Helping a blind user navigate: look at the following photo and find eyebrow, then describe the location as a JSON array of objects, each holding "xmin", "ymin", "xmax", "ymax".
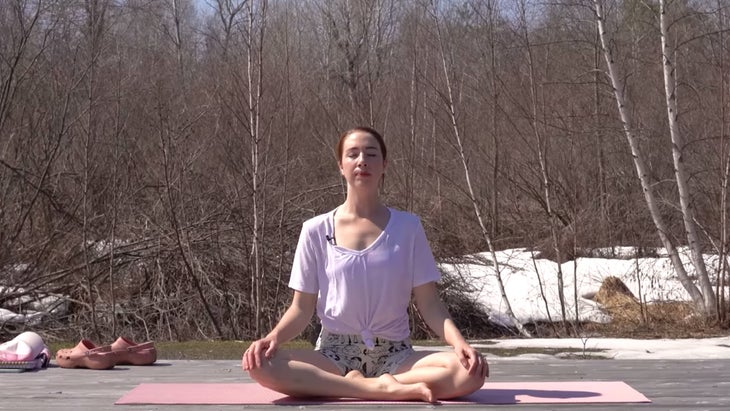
[{"xmin": 346, "ymin": 146, "xmax": 379, "ymax": 151}]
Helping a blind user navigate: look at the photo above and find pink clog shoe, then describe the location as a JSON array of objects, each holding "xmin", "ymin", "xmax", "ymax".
[
  {"xmin": 55, "ymin": 340, "xmax": 115, "ymax": 370},
  {"xmin": 111, "ymin": 337, "xmax": 157, "ymax": 365}
]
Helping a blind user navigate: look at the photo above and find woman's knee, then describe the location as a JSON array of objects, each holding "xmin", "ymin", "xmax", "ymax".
[
  {"xmin": 450, "ymin": 356, "xmax": 487, "ymax": 394},
  {"xmin": 465, "ymin": 367, "xmax": 487, "ymax": 392},
  {"xmin": 243, "ymin": 358, "xmax": 281, "ymax": 390}
]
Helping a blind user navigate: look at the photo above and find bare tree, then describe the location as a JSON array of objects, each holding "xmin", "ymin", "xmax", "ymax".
[
  {"xmin": 427, "ymin": 0, "xmax": 529, "ymax": 337},
  {"xmin": 5, "ymin": 0, "xmax": 730, "ymax": 342},
  {"xmin": 593, "ymin": 0, "xmax": 710, "ymax": 315},
  {"xmin": 246, "ymin": 0, "xmax": 267, "ymax": 337},
  {"xmin": 0, "ymin": 0, "xmax": 48, "ymax": 267},
  {"xmin": 658, "ymin": 0, "xmax": 716, "ymax": 315},
  {"xmin": 517, "ymin": 0, "xmax": 569, "ymax": 332},
  {"xmin": 316, "ymin": 0, "xmax": 397, "ymax": 125},
  {"xmin": 718, "ymin": 0, "xmax": 730, "ymax": 321},
  {"xmin": 78, "ymin": 0, "xmax": 112, "ymax": 342}
]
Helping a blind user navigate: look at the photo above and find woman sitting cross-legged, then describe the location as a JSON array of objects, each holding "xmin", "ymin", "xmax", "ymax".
[{"xmin": 242, "ymin": 126, "xmax": 488, "ymax": 402}]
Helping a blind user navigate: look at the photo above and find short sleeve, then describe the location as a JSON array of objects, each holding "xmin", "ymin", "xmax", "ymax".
[
  {"xmin": 288, "ymin": 222, "xmax": 320, "ymax": 294},
  {"xmin": 412, "ymin": 218, "xmax": 441, "ymax": 287}
]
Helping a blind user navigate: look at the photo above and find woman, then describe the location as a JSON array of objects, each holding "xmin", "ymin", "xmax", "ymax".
[{"xmin": 242, "ymin": 127, "xmax": 488, "ymax": 402}]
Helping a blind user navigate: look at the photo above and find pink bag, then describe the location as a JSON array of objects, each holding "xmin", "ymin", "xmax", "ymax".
[{"xmin": 0, "ymin": 332, "xmax": 50, "ymax": 366}]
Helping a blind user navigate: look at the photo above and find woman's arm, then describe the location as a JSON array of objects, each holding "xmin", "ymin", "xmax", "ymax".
[
  {"xmin": 412, "ymin": 282, "xmax": 465, "ymax": 346},
  {"xmin": 242, "ymin": 290, "xmax": 317, "ymax": 370},
  {"xmin": 413, "ymin": 282, "xmax": 485, "ymax": 375},
  {"xmin": 267, "ymin": 290, "xmax": 318, "ymax": 344}
]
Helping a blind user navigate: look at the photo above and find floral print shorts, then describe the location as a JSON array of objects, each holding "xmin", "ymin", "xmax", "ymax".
[{"xmin": 315, "ymin": 330, "xmax": 415, "ymax": 378}]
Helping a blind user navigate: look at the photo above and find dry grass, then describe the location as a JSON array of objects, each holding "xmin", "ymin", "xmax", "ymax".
[
  {"xmin": 49, "ymin": 339, "xmax": 610, "ymax": 360},
  {"xmin": 47, "ymin": 340, "xmax": 314, "ymax": 361},
  {"xmin": 581, "ymin": 276, "xmax": 718, "ymax": 338},
  {"xmin": 476, "ymin": 346, "xmax": 608, "ymax": 359},
  {"xmin": 42, "ymin": 277, "xmax": 726, "ymax": 360},
  {"xmin": 579, "ymin": 302, "xmax": 717, "ymax": 339},
  {"xmin": 515, "ymin": 276, "xmax": 726, "ymax": 339},
  {"xmin": 593, "ymin": 276, "xmax": 643, "ymax": 323}
]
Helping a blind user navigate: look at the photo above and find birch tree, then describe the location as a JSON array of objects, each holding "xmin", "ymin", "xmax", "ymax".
[
  {"xmin": 246, "ymin": 0, "xmax": 267, "ymax": 337},
  {"xmin": 716, "ymin": 0, "xmax": 730, "ymax": 321},
  {"xmin": 517, "ymin": 0, "xmax": 569, "ymax": 332},
  {"xmin": 427, "ymin": 0, "xmax": 530, "ymax": 337},
  {"xmin": 658, "ymin": 0, "xmax": 716, "ymax": 314},
  {"xmin": 79, "ymin": 0, "xmax": 111, "ymax": 341},
  {"xmin": 208, "ymin": 0, "xmax": 270, "ymax": 336},
  {"xmin": 593, "ymin": 0, "xmax": 713, "ymax": 316}
]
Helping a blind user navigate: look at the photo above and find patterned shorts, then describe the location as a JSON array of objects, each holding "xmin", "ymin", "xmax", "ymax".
[{"xmin": 315, "ymin": 330, "xmax": 415, "ymax": 378}]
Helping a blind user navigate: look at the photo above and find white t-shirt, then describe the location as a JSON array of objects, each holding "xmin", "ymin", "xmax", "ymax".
[{"xmin": 288, "ymin": 208, "xmax": 441, "ymax": 348}]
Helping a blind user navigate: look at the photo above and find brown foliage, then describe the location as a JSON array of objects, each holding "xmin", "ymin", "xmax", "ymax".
[
  {"xmin": 593, "ymin": 276, "xmax": 643, "ymax": 324},
  {"xmin": 1, "ymin": 0, "xmax": 729, "ymax": 342},
  {"xmin": 585, "ymin": 276, "xmax": 710, "ymax": 338}
]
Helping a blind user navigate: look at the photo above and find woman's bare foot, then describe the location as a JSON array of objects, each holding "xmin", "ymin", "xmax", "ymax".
[
  {"xmin": 375, "ymin": 373, "xmax": 434, "ymax": 402},
  {"xmin": 345, "ymin": 369, "xmax": 431, "ymax": 401}
]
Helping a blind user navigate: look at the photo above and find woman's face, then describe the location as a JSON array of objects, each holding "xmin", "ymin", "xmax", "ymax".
[{"xmin": 338, "ymin": 131, "xmax": 386, "ymax": 189}]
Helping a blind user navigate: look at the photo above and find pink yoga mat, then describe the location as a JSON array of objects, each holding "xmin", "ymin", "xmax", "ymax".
[{"xmin": 115, "ymin": 381, "xmax": 651, "ymax": 405}]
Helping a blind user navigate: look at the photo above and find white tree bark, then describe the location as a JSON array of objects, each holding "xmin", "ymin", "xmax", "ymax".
[
  {"xmin": 430, "ymin": 4, "xmax": 530, "ymax": 337},
  {"xmin": 719, "ymin": 0, "xmax": 729, "ymax": 321},
  {"xmin": 593, "ymin": 0, "xmax": 706, "ymax": 311},
  {"xmin": 659, "ymin": 0, "xmax": 716, "ymax": 314},
  {"xmin": 247, "ymin": 0, "xmax": 267, "ymax": 336},
  {"xmin": 519, "ymin": 0, "xmax": 568, "ymax": 330}
]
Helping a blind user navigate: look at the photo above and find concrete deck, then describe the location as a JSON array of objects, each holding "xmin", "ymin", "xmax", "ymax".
[{"xmin": 1, "ymin": 358, "xmax": 729, "ymax": 410}]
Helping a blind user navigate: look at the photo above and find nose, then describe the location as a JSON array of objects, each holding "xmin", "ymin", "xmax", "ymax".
[{"xmin": 357, "ymin": 153, "xmax": 368, "ymax": 167}]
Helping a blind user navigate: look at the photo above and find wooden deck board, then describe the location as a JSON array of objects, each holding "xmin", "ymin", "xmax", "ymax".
[{"xmin": 1, "ymin": 359, "xmax": 728, "ymax": 410}]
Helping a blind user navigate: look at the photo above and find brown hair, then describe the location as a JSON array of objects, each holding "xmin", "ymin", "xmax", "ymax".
[{"xmin": 336, "ymin": 126, "xmax": 387, "ymax": 161}]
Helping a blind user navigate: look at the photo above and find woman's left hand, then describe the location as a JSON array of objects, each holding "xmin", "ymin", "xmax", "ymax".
[{"xmin": 453, "ymin": 341, "xmax": 489, "ymax": 378}]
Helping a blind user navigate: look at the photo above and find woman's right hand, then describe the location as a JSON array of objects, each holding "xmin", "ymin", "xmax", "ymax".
[{"xmin": 242, "ymin": 334, "xmax": 278, "ymax": 370}]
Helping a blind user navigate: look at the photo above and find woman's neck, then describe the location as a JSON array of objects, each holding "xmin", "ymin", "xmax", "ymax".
[{"xmin": 340, "ymin": 191, "xmax": 384, "ymax": 218}]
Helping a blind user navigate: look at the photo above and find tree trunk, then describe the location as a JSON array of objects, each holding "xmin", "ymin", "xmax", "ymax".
[
  {"xmin": 247, "ymin": 0, "xmax": 267, "ymax": 337},
  {"xmin": 430, "ymin": 3, "xmax": 530, "ymax": 337},
  {"xmin": 593, "ymin": 0, "xmax": 706, "ymax": 311},
  {"xmin": 718, "ymin": 0, "xmax": 729, "ymax": 322},
  {"xmin": 659, "ymin": 0, "xmax": 716, "ymax": 315},
  {"xmin": 520, "ymin": 0, "xmax": 568, "ymax": 333}
]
